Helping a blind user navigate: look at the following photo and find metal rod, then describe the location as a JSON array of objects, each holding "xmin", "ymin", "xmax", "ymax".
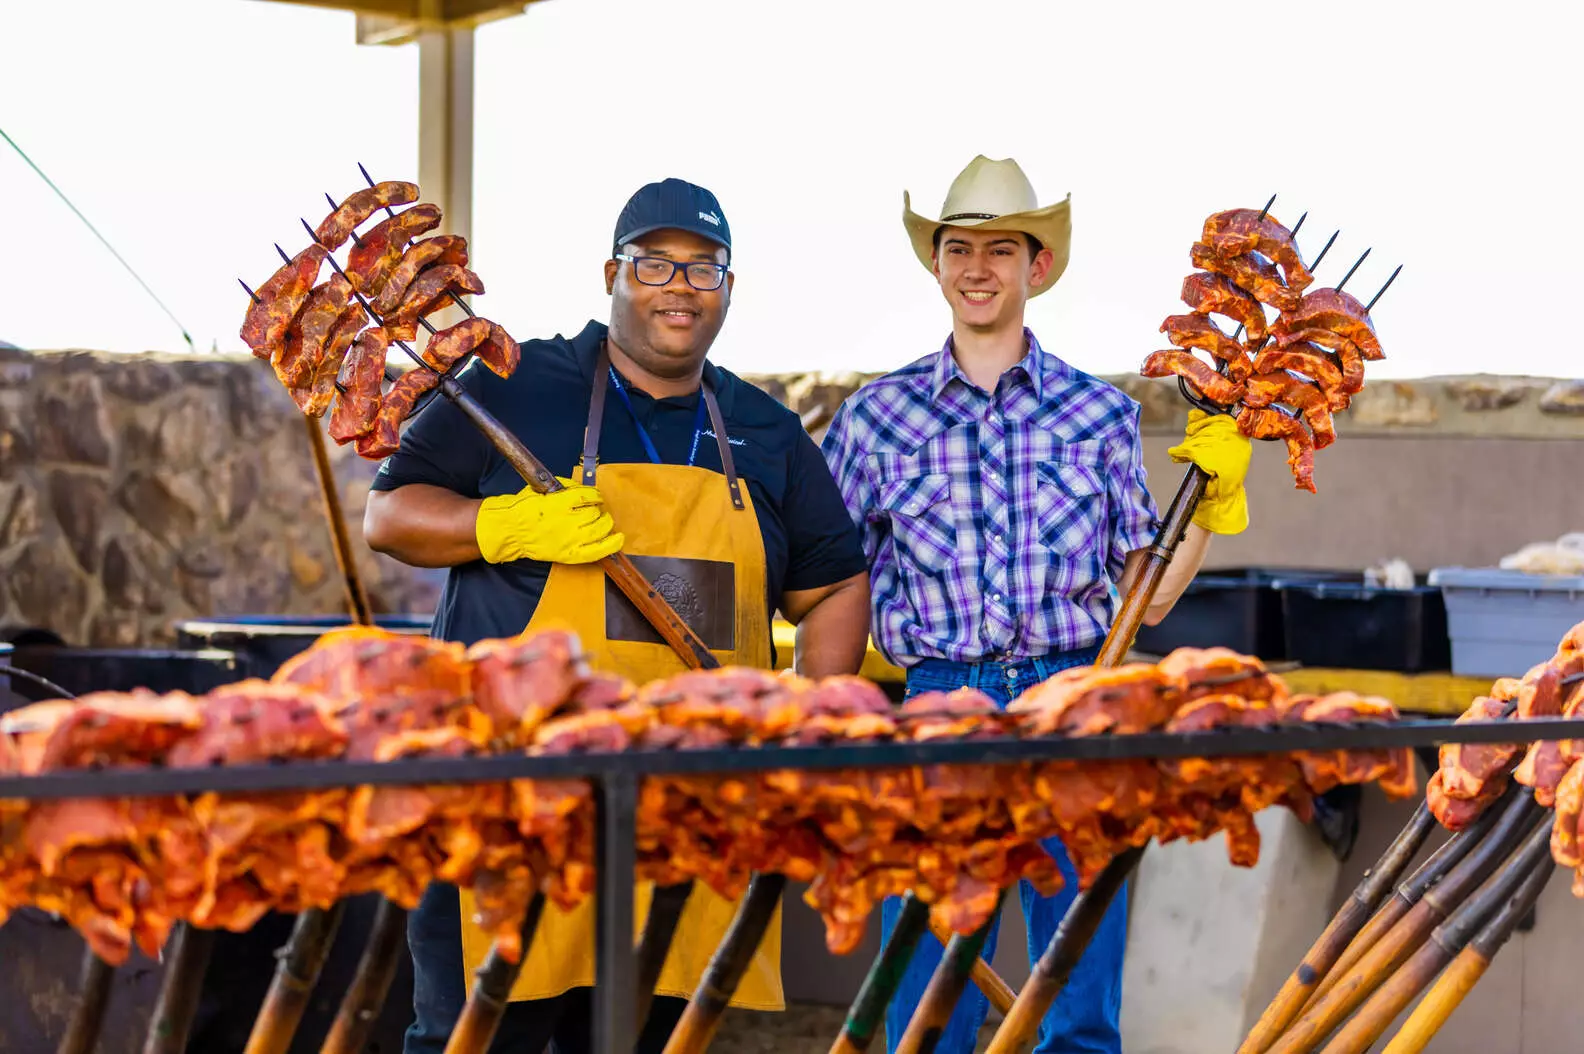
[
  {"xmin": 319, "ymin": 899, "xmax": 410, "ymax": 1054},
  {"xmin": 1262, "ymin": 792, "xmax": 1546, "ymax": 1054},
  {"xmin": 661, "ymin": 873, "xmax": 788, "ymax": 1054},
  {"xmin": 57, "ymin": 948, "xmax": 115, "ymax": 1054},
  {"xmin": 140, "ymin": 924, "xmax": 216, "ymax": 1054},
  {"xmin": 1316, "ymin": 821, "xmax": 1554, "ymax": 1054},
  {"xmin": 441, "ymin": 893, "xmax": 548, "ymax": 1054},
  {"xmin": 1332, "ymin": 248, "xmax": 1372, "ymax": 294},
  {"xmin": 1, "ymin": 664, "xmax": 76, "ymax": 700},
  {"xmin": 1365, "ymin": 265, "xmax": 1403, "ymax": 311},
  {"xmin": 1237, "ymin": 802, "xmax": 1438, "ymax": 1054},
  {"xmin": 635, "ymin": 882, "xmax": 695, "ymax": 1028},
  {"xmin": 296, "ymin": 220, "xmax": 721, "ymax": 674},
  {"xmin": 1380, "ymin": 846, "xmax": 1554, "ymax": 1054},
  {"xmin": 1307, "ymin": 230, "xmax": 1340, "ymax": 274},
  {"xmin": 597, "ymin": 773, "xmax": 642, "ymax": 1054},
  {"xmin": 1258, "ymin": 193, "xmax": 1277, "ymax": 220},
  {"xmin": 3, "ymin": 713, "xmax": 1579, "ymax": 803},
  {"xmin": 892, "ymin": 892, "xmax": 1007, "ymax": 1054},
  {"xmin": 828, "ymin": 894, "xmax": 932, "ymax": 1054}
]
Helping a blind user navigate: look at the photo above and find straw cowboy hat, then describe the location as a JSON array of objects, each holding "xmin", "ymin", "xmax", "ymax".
[{"xmin": 902, "ymin": 155, "xmax": 1071, "ymax": 297}]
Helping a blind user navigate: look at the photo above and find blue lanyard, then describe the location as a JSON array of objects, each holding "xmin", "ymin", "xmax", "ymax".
[{"xmin": 606, "ymin": 365, "xmax": 710, "ymax": 467}]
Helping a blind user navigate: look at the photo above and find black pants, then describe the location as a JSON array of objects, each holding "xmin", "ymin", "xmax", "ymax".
[{"xmin": 404, "ymin": 882, "xmax": 687, "ymax": 1054}]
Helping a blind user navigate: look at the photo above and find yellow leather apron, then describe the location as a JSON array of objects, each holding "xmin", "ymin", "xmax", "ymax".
[{"xmin": 458, "ymin": 346, "xmax": 785, "ymax": 1010}]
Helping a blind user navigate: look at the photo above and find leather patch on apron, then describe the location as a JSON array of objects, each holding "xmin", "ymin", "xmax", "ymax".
[{"xmin": 604, "ymin": 555, "xmax": 737, "ymax": 651}]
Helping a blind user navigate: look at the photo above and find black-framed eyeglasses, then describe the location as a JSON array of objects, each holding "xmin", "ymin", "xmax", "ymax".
[{"xmin": 614, "ymin": 253, "xmax": 728, "ymax": 291}]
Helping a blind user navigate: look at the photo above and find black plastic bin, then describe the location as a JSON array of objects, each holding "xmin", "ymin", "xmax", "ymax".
[
  {"xmin": 1131, "ymin": 567, "xmax": 1355, "ymax": 661},
  {"xmin": 1274, "ymin": 577, "xmax": 1452, "ymax": 673},
  {"xmin": 174, "ymin": 613, "xmax": 434, "ymax": 680}
]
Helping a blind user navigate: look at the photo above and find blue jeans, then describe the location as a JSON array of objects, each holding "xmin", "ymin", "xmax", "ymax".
[{"xmin": 882, "ymin": 645, "xmax": 1127, "ymax": 1054}]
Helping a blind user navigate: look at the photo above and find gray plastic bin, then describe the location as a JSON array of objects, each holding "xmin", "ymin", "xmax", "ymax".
[{"xmin": 1427, "ymin": 567, "xmax": 1584, "ymax": 678}]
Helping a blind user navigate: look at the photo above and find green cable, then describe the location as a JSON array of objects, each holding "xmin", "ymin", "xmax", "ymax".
[{"xmin": 1, "ymin": 125, "xmax": 195, "ymax": 351}]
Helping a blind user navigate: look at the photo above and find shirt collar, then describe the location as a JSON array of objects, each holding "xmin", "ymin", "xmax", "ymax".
[{"xmin": 929, "ymin": 327, "xmax": 1047, "ymax": 402}]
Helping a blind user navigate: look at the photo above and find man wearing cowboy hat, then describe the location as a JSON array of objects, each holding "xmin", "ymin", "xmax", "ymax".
[{"xmin": 820, "ymin": 156, "xmax": 1252, "ymax": 1053}]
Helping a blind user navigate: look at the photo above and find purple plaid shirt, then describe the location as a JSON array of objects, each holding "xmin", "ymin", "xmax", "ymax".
[{"xmin": 820, "ymin": 330, "xmax": 1160, "ymax": 667}]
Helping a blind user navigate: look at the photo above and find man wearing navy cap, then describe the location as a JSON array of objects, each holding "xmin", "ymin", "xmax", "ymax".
[{"xmin": 367, "ymin": 179, "xmax": 872, "ymax": 1053}]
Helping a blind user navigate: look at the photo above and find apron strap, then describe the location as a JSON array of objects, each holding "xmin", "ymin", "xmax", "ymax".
[
  {"xmin": 581, "ymin": 344, "xmax": 612, "ymax": 487},
  {"xmin": 581, "ymin": 342, "xmax": 745, "ymax": 511},
  {"xmin": 701, "ymin": 383, "xmax": 745, "ymax": 511}
]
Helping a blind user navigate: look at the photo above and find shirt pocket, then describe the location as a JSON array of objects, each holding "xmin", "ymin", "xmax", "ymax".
[
  {"xmin": 1033, "ymin": 457, "xmax": 1106, "ymax": 558},
  {"xmin": 875, "ymin": 470, "xmax": 957, "ymax": 576}
]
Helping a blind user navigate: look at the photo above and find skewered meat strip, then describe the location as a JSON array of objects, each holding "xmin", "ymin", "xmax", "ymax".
[
  {"xmin": 316, "ymin": 181, "xmax": 421, "ymax": 251},
  {"xmin": 240, "ymin": 245, "xmax": 327, "ymax": 360},
  {"xmin": 352, "ymin": 318, "xmax": 521, "ymax": 459},
  {"xmin": 1201, "ymin": 208, "xmax": 1314, "ymax": 291},
  {"xmin": 1242, "ymin": 373, "xmax": 1338, "ymax": 449},
  {"xmin": 1009, "ymin": 663, "xmax": 1182, "ymax": 736},
  {"xmin": 1281, "ymin": 693, "xmax": 1418, "ymax": 800},
  {"xmin": 372, "ymin": 234, "xmax": 471, "ymax": 314},
  {"xmin": 1510, "ymin": 655, "xmax": 1584, "ymax": 805},
  {"xmin": 1270, "ymin": 288, "xmax": 1383, "ymax": 359},
  {"xmin": 1250, "ymin": 345, "xmax": 1345, "ymax": 395},
  {"xmin": 274, "ymin": 275, "xmax": 354, "ymax": 388},
  {"xmin": 1161, "ymin": 314, "xmax": 1253, "ymax": 380},
  {"xmin": 291, "ymin": 302, "xmax": 367, "ymax": 417},
  {"xmin": 1141, "ymin": 350, "xmax": 1244, "ymax": 406},
  {"xmin": 328, "ymin": 326, "xmax": 391, "ymax": 443},
  {"xmin": 383, "ymin": 263, "xmax": 486, "ymax": 340},
  {"xmin": 345, "ymin": 203, "xmax": 443, "ymax": 299},
  {"xmin": 1189, "ymin": 242, "xmax": 1300, "ymax": 312},
  {"xmin": 467, "ymin": 628, "xmax": 589, "ymax": 747},
  {"xmin": 1237, "ymin": 407, "xmax": 1316, "ymax": 493},
  {"xmin": 1181, "ymin": 271, "xmax": 1269, "ymax": 341},
  {"xmin": 1274, "ymin": 328, "xmax": 1366, "ymax": 396}
]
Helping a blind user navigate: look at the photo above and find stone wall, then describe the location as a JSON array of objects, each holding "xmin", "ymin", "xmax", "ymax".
[
  {"xmin": 2, "ymin": 346, "xmax": 1579, "ymax": 648},
  {"xmin": 0, "ymin": 346, "xmax": 442, "ymax": 647}
]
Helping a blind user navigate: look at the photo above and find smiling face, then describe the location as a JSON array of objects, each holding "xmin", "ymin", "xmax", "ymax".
[
  {"xmin": 604, "ymin": 228, "xmax": 733, "ymax": 383},
  {"xmin": 932, "ymin": 226, "xmax": 1054, "ymax": 334}
]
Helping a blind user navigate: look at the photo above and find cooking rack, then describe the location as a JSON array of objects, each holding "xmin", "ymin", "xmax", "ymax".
[{"xmin": 5, "ymin": 712, "xmax": 1583, "ymax": 1053}]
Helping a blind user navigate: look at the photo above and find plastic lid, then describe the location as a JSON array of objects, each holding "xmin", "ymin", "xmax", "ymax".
[{"xmin": 1428, "ymin": 567, "xmax": 1584, "ymax": 592}]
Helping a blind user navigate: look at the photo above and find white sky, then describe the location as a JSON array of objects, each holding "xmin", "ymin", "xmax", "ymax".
[{"xmin": 2, "ymin": 0, "xmax": 1580, "ymax": 382}]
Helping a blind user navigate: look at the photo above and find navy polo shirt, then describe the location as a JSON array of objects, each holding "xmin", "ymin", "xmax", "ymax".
[{"xmin": 369, "ymin": 319, "xmax": 868, "ymax": 651}]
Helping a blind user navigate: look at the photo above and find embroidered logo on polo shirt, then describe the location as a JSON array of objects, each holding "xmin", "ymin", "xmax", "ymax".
[{"xmin": 700, "ymin": 429, "xmax": 746, "ymax": 447}]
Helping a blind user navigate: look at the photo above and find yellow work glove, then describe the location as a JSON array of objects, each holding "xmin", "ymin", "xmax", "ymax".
[
  {"xmin": 474, "ymin": 478, "xmax": 625, "ymax": 565},
  {"xmin": 1167, "ymin": 410, "xmax": 1252, "ymax": 535}
]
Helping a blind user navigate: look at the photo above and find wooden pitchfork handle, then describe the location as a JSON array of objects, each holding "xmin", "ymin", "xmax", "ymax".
[
  {"xmin": 926, "ymin": 918, "xmax": 1016, "ymax": 1015},
  {"xmin": 442, "ymin": 374, "xmax": 719, "ymax": 671}
]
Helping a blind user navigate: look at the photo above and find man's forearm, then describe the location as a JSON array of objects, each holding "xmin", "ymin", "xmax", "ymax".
[
  {"xmin": 788, "ymin": 575, "xmax": 871, "ymax": 679},
  {"xmin": 364, "ymin": 484, "xmax": 484, "ymax": 568},
  {"xmin": 1116, "ymin": 524, "xmax": 1214, "ymax": 628},
  {"xmin": 1146, "ymin": 523, "xmax": 1212, "ymax": 622}
]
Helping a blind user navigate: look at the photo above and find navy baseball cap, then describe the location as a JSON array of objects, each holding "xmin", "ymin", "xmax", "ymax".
[{"xmin": 613, "ymin": 178, "xmax": 731, "ymax": 257}]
